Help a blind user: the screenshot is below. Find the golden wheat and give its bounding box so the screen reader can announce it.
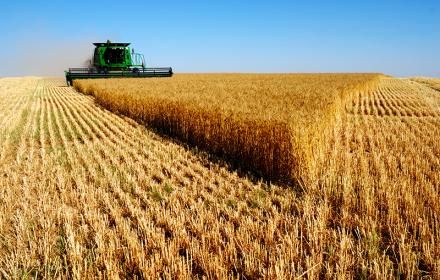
[74,74,380,184]
[0,77,438,278]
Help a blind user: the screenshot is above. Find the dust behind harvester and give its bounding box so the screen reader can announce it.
[65,40,173,86]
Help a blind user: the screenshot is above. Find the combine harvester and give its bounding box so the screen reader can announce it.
[65,40,173,86]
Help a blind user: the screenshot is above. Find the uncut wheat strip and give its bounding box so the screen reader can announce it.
[81,81,298,182]
[51,86,160,276]
[105,77,334,182]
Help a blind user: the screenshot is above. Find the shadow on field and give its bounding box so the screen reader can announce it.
[153,127,305,195]
[84,94,304,194]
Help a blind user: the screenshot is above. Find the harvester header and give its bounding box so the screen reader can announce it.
[65,40,173,86]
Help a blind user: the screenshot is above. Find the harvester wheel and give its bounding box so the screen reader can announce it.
[132,68,140,74]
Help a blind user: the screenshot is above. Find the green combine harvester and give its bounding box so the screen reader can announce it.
[65,40,173,86]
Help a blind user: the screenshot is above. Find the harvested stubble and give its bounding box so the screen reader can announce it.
[74,74,381,183]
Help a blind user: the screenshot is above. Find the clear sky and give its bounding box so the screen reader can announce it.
[1,0,439,77]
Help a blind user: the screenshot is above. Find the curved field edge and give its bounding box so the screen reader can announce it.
[74,73,381,184]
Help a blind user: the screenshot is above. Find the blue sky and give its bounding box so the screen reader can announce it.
[1,0,439,76]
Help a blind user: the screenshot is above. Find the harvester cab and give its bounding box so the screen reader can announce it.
[65,40,173,86]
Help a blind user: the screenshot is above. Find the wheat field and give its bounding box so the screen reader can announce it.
[74,74,380,185]
[0,76,439,278]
